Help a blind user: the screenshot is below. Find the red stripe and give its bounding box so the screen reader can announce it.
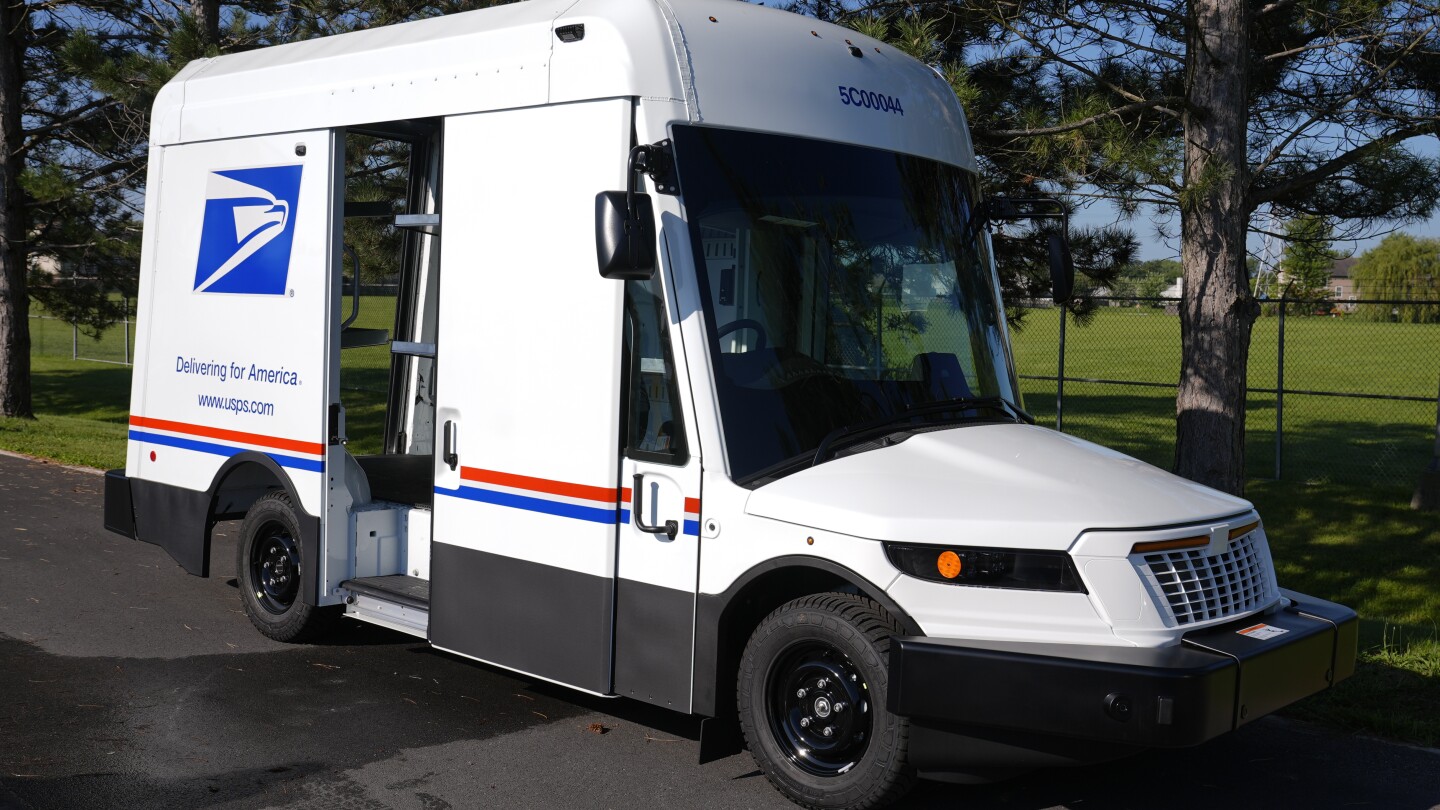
[130,415,324,456]
[462,467,620,503]
[457,468,698,511]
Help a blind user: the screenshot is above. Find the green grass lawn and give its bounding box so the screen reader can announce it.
[1011,307,1440,488]
[7,300,1440,747]
[1248,479,1440,747]
[0,355,132,469]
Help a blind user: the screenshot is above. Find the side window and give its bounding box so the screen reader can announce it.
[624,277,688,464]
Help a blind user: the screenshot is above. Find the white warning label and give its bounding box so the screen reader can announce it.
[1238,623,1289,640]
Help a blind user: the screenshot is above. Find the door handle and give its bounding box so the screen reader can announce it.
[632,473,678,539]
[443,420,458,470]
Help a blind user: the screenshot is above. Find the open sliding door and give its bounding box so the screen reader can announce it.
[429,100,630,693]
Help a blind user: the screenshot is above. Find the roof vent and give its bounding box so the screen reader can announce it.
[556,24,585,43]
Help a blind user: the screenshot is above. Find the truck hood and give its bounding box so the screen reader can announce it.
[744,423,1251,549]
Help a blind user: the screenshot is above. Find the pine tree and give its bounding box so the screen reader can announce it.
[1,0,34,417]
[0,0,272,417]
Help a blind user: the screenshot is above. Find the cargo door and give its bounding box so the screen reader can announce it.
[428,100,630,693]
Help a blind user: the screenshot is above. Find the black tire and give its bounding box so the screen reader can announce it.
[738,593,916,809]
[237,491,338,643]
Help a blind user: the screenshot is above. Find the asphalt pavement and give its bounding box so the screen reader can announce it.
[1,451,1437,809]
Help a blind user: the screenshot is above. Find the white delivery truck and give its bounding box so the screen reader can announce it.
[103,0,1358,806]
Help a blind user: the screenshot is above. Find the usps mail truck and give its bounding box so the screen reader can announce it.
[103,0,1358,806]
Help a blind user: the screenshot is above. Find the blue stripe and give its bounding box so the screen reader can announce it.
[683,519,700,537]
[436,484,620,525]
[129,429,324,473]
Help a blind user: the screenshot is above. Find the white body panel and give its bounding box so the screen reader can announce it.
[745,424,1250,549]
[127,130,334,517]
[150,0,974,172]
[430,100,629,577]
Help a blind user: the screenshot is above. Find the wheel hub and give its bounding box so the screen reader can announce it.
[768,642,872,777]
[251,525,301,615]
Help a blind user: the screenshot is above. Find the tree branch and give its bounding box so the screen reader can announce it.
[1252,20,1439,177]
[1250,122,1440,207]
[19,98,120,153]
[982,96,1184,137]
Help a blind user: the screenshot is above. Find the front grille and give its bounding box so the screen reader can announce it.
[1138,532,1275,626]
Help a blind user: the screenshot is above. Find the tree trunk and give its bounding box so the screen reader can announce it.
[0,0,35,419]
[193,0,221,48]
[1174,0,1254,495]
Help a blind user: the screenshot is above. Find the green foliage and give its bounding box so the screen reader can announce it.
[1111,259,1181,299]
[15,0,290,348]
[1277,216,1340,306]
[1351,233,1440,322]
[342,135,414,285]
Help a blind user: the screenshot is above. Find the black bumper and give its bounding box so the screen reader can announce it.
[888,590,1356,770]
[104,469,137,539]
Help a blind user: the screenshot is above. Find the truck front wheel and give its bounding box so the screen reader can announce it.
[237,491,337,642]
[737,593,915,809]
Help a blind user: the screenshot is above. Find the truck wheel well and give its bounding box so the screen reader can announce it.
[704,561,919,724]
[207,453,298,522]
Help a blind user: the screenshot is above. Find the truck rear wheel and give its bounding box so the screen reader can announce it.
[737,593,915,809]
[237,491,337,642]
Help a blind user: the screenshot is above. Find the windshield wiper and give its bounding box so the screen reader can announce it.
[811,396,1033,467]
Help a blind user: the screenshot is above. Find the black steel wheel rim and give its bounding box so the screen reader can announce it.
[765,640,873,777]
[250,522,300,614]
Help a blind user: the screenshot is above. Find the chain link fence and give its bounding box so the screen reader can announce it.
[1011,296,1440,489]
[30,304,136,365]
[30,289,1440,490]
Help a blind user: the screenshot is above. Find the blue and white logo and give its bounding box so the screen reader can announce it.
[193,165,303,295]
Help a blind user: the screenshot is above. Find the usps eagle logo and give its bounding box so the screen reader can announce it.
[193,165,303,295]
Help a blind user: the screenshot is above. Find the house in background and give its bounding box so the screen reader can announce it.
[1330,256,1358,311]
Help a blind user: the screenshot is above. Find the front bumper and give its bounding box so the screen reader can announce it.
[887,589,1356,773]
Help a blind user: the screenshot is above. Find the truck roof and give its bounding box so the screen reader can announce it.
[153,0,975,171]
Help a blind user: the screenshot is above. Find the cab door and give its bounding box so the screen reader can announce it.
[613,272,703,711]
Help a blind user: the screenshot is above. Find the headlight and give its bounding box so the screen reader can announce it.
[883,543,1086,593]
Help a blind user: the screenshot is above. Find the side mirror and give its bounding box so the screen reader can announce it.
[595,190,656,279]
[979,196,1076,305]
[1047,231,1075,304]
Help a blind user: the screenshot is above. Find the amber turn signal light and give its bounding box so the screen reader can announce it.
[1229,520,1260,540]
[1131,535,1208,555]
[937,550,962,579]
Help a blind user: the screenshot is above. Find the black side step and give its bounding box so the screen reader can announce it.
[341,575,430,610]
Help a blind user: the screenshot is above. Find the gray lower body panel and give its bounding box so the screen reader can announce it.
[429,543,614,694]
[129,475,213,577]
[613,578,694,710]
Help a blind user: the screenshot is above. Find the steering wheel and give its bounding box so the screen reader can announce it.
[717,318,768,352]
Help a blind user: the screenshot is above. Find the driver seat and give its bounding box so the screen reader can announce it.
[912,352,973,399]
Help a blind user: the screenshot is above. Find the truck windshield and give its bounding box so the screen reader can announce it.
[672,125,1020,484]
